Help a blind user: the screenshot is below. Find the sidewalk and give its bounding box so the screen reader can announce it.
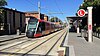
[67,32,100,56]
[0,33,26,42]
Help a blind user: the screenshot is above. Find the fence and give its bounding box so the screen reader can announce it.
[93,30,100,38]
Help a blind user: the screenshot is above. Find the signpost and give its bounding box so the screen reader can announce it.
[77,8,93,42]
[77,9,86,33]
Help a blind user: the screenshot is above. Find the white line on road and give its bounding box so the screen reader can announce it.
[68,45,75,56]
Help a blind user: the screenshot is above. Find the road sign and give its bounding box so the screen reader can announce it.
[77,9,85,17]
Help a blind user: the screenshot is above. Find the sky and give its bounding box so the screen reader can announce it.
[6,0,83,22]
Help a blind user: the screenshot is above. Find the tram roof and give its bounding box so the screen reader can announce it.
[67,16,87,20]
[38,19,55,24]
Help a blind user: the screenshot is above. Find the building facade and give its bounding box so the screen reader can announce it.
[25,11,48,21]
[0,7,25,35]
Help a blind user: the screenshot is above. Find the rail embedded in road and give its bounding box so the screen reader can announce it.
[0,28,68,56]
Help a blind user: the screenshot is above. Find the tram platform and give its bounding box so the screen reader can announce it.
[0,33,25,42]
[65,32,100,56]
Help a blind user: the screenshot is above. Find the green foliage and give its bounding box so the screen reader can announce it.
[96,27,100,31]
[79,0,100,9]
[0,0,7,25]
[93,0,100,6]
[80,2,93,9]
[49,17,58,22]
[49,17,63,24]
[0,9,5,23]
[0,0,7,6]
[84,25,88,30]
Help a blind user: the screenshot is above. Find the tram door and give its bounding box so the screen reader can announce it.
[36,22,45,35]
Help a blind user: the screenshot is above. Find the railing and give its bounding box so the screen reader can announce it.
[93,30,100,38]
[81,29,88,38]
[81,28,100,38]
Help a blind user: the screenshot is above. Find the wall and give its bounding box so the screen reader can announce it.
[0,7,25,35]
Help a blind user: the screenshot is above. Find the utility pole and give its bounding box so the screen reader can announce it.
[35,2,41,35]
[54,17,56,23]
[38,1,40,19]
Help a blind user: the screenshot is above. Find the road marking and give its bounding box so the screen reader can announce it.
[63,32,69,46]
[68,45,75,56]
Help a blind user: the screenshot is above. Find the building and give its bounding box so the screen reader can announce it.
[67,16,87,32]
[44,14,48,21]
[0,7,25,35]
[25,11,48,21]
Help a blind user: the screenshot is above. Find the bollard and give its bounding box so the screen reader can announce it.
[84,30,87,37]
[98,30,100,38]
[17,29,19,35]
[17,29,21,35]
[81,29,84,37]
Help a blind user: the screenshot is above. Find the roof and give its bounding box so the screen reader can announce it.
[67,16,87,20]
[25,11,39,14]
[26,16,37,18]
[0,7,25,14]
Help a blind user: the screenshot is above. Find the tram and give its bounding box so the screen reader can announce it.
[26,17,62,38]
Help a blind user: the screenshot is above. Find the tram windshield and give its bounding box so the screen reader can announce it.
[27,19,38,31]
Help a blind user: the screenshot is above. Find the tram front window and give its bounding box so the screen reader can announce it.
[28,24,36,31]
[26,18,38,37]
[27,19,38,32]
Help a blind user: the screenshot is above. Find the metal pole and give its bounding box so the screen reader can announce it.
[8,23,10,34]
[77,19,79,33]
[87,7,93,42]
[38,1,40,19]
[34,1,40,35]
[55,17,56,23]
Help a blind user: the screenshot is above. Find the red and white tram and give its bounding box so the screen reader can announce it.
[26,17,62,38]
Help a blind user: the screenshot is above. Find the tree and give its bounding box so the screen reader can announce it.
[93,0,100,6]
[0,0,7,30]
[0,0,7,6]
[49,17,58,22]
[79,0,100,9]
[49,17,63,24]
[78,0,100,27]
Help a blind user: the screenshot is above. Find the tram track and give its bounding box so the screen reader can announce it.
[10,30,64,56]
[0,39,35,51]
[0,35,26,43]
[25,29,67,56]
[22,29,67,56]
[0,28,67,56]
[45,31,66,55]
[0,37,27,46]
[8,29,64,56]
[0,36,31,50]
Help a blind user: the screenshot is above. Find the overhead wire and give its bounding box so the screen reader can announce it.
[54,0,67,23]
[22,0,38,12]
[23,0,63,21]
[24,0,37,7]
[54,0,64,15]
[53,0,65,22]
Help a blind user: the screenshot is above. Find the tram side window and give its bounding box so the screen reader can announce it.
[37,23,42,33]
[46,23,50,30]
[41,22,45,31]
